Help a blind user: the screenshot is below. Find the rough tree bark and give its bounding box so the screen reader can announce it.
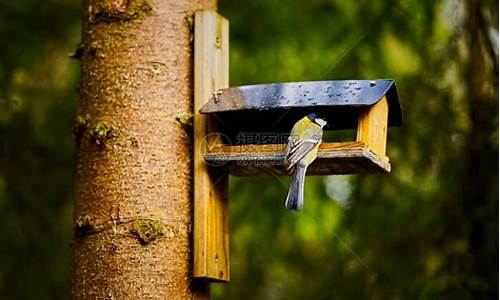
[72,0,216,298]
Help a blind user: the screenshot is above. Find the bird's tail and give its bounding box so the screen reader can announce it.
[285,164,307,211]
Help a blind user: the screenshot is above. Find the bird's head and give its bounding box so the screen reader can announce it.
[306,113,327,128]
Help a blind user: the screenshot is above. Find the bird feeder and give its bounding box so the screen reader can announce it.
[192,10,402,283]
[199,79,402,176]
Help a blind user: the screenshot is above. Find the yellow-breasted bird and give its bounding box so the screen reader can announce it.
[284,113,327,210]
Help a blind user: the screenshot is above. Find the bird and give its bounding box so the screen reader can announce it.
[284,113,327,211]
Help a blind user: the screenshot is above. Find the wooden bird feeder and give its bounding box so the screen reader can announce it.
[200,79,402,176]
[192,10,402,283]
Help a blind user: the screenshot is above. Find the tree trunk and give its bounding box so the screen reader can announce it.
[72,0,216,298]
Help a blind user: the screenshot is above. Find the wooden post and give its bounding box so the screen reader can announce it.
[193,10,230,281]
[356,96,389,158]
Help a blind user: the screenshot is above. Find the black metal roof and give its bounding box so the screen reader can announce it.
[197,80,401,144]
[200,80,402,128]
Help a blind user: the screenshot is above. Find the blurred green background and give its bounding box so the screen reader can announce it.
[0,0,498,299]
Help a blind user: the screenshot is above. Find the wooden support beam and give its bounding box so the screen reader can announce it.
[193,11,229,281]
[356,96,389,158]
[204,142,391,176]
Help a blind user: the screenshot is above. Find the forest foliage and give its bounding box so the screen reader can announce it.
[0,0,498,299]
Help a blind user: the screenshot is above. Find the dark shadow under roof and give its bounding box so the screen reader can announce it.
[199,80,402,143]
[201,79,402,126]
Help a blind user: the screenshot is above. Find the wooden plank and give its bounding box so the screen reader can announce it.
[203,141,391,176]
[193,11,229,281]
[208,141,364,154]
[356,96,389,158]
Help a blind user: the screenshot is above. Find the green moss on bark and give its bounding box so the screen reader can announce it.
[88,0,152,24]
[130,219,165,245]
[75,214,97,236]
[73,115,88,146]
[175,112,194,127]
[89,121,120,148]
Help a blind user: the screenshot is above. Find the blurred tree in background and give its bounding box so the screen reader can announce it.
[0,0,497,299]
[0,0,80,298]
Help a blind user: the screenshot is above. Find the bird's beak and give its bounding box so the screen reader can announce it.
[316,118,327,128]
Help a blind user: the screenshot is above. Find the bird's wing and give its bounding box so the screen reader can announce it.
[284,138,319,170]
